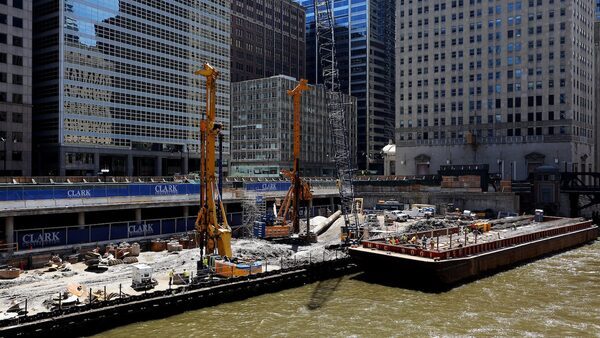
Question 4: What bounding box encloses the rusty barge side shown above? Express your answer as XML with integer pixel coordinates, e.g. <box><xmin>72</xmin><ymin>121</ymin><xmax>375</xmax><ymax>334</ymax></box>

<box><xmin>349</xmin><ymin>219</ymin><xmax>598</xmax><ymax>286</ymax></box>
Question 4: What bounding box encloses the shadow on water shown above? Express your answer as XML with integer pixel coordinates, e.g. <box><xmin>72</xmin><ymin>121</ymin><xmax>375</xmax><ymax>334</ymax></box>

<box><xmin>350</xmin><ymin>272</ymin><xmax>455</xmax><ymax>294</ymax></box>
<box><xmin>306</xmin><ymin>277</ymin><xmax>343</xmax><ymax>310</ymax></box>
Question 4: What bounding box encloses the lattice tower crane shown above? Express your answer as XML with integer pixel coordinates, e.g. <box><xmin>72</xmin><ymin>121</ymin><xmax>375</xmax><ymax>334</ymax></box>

<box><xmin>312</xmin><ymin>0</ymin><xmax>359</xmax><ymax>241</ymax></box>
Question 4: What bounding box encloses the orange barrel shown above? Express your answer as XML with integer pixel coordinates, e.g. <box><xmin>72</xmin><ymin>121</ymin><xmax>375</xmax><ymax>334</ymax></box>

<box><xmin>151</xmin><ymin>240</ymin><xmax>166</xmax><ymax>252</ymax></box>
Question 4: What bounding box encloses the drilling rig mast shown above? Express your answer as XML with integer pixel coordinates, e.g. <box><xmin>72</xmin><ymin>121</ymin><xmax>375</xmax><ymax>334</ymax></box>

<box><xmin>275</xmin><ymin>79</ymin><xmax>313</xmax><ymax>237</ymax></box>
<box><xmin>195</xmin><ymin>63</ymin><xmax>232</xmax><ymax>259</ymax></box>
<box><xmin>313</xmin><ymin>0</ymin><xmax>359</xmax><ymax>241</ymax></box>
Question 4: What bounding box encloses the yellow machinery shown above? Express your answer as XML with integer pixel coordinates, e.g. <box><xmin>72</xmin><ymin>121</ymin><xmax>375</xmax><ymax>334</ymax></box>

<box><xmin>470</xmin><ymin>222</ymin><xmax>491</xmax><ymax>232</ymax></box>
<box><xmin>275</xmin><ymin>79</ymin><xmax>313</xmax><ymax>235</ymax></box>
<box><xmin>194</xmin><ymin>63</ymin><xmax>232</xmax><ymax>258</ymax></box>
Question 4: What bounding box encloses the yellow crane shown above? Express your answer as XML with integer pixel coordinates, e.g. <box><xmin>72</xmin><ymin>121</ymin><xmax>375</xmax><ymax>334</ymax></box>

<box><xmin>195</xmin><ymin>63</ymin><xmax>232</xmax><ymax>258</ymax></box>
<box><xmin>275</xmin><ymin>79</ymin><xmax>313</xmax><ymax>236</ymax></box>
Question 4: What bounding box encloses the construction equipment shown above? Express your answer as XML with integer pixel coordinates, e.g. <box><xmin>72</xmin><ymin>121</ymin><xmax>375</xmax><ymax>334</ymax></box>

<box><xmin>277</xmin><ymin>80</ymin><xmax>313</xmax><ymax>233</ymax></box>
<box><xmin>313</xmin><ymin>0</ymin><xmax>359</xmax><ymax>242</ymax></box>
<box><xmin>194</xmin><ymin>63</ymin><xmax>232</xmax><ymax>259</ymax></box>
<box><xmin>131</xmin><ymin>263</ymin><xmax>157</xmax><ymax>290</ymax></box>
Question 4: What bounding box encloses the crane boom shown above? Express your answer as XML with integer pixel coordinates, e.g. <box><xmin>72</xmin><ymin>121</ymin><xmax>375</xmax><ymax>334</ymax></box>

<box><xmin>195</xmin><ymin>63</ymin><xmax>232</xmax><ymax>258</ymax></box>
<box><xmin>313</xmin><ymin>0</ymin><xmax>359</xmax><ymax>240</ymax></box>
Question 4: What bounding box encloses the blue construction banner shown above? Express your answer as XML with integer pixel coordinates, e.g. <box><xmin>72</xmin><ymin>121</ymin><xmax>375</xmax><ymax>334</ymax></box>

<box><xmin>105</xmin><ymin>185</ymin><xmax>129</xmax><ymax>197</ymax></box>
<box><xmin>244</xmin><ymin>182</ymin><xmax>291</xmax><ymax>192</ymax></box>
<box><xmin>161</xmin><ymin>219</ymin><xmax>176</xmax><ymax>234</ymax></box>
<box><xmin>4</xmin><ymin>189</ymin><xmax>24</xmax><ymax>201</ymax></box>
<box><xmin>186</xmin><ymin>217</ymin><xmax>196</xmax><ymax>231</ymax></box>
<box><xmin>22</xmin><ymin>187</ymin><xmax>55</xmax><ymax>200</ymax></box>
<box><xmin>128</xmin><ymin>221</ymin><xmax>158</xmax><ymax>238</ymax></box>
<box><xmin>67</xmin><ymin>227</ymin><xmax>89</xmax><ymax>244</ymax></box>
<box><xmin>14</xmin><ymin>216</ymin><xmax>207</xmax><ymax>251</ymax></box>
<box><xmin>0</xmin><ymin>183</ymin><xmax>203</xmax><ymax>202</ymax></box>
<box><xmin>90</xmin><ymin>224</ymin><xmax>110</xmax><ymax>242</ymax></box>
<box><xmin>229</xmin><ymin>213</ymin><xmax>242</xmax><ymax>226</ymax></box>
<box><xmin>16</xmin><ymin>228</ymin><xmax>67</xmax><ymax>249</ymax></box>
<box><xmin>110</xmin><ymin>223</ymin><xmax>128</xmax><ymax>240</ymax></box>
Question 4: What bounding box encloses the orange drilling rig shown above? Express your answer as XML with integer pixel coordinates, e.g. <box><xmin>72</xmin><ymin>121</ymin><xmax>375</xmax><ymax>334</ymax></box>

<box><xmin>194</xmin><ymin>63</ymin><xmax>232</xmax><ymax>259</ymax></box>
<box><xmin>271</xmin><ymin>79</ymin><xmax>314</xmax><ymax>240</ymax></box>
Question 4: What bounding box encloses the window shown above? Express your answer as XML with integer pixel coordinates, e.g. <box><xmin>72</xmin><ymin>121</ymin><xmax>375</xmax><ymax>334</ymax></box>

<box><xmin>0</xmin><ymin>14</ymin><xmax>6</xmax><ymax>24</ymax></box>
<box><xmin>12</xmin><ymin>131</ymin><xmax>22</xmax><ymax>142</ymax></box>
<box><xmin>12</xmin><ymin>93</ymin><xmax>22</xmax><ymax>103</ymax></box>
<box><xmin>12</xmin><ymin>112</ymin><xmax>22</xmax><ymax>123</ymax></box>
<box><xmin>0</xmin><ymin>33</ymin><xmax>6</xmax><ymax>44</ymax></box>
<box><xmin>12</xmin><ymin>36</ymin><xmax>22</xmax><ymax>47</ymax></box>
<box><xmin>0</xmin><ymin>112</ymin><xmax>6</xmax><ymax>121</ymax></box>
<box><xmin>0</xmin><ymin>92</ymin><xmax>5</xmax><ymax>102</ymax></box>
<box><xmin>0</xmin><ymin>72</ymin><xmax>6</xmax><ymax>82</ymax></box>
<box><xmin>12</xmin><ymin>55</ymin><xmax>22</xmax><ymax>66</ymax></box>
<box><xmin>0</xmin><ymin>53</ymin><xmax>5</xmax><ymax>63</ymax></box>
<box><xmin>12</xmin><ymin>151</ymin><xmax>22</xmax><ymax>162</ymax></box>
<box><xmin>12</xmin><ymin>17</ymin><xmax>22</xmax><ymax>28</ymax></box>
<box><xmin>11</xmin><ymin>74</ymin><xmax>21</xmax><ymax>85</ymax></box>
<box><xmin>13</xmin><ymin>0</ymin><xmax>23</xmax><ymax>9</ymax></box>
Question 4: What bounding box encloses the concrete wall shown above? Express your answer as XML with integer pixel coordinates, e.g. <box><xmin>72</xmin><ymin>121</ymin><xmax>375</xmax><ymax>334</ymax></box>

<box><xmin>356</xmin><ymin>186</ymin><xmax>519</xmax><ymax>214</ymax></box>
<box><xmin>395</xmin><ymin>142</ymin><xmax>581</xmax><ymax>181</ymax></box>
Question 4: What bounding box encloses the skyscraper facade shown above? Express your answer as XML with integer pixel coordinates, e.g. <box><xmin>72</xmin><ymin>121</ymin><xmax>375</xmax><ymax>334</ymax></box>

<box><xmin>32</xmin><ymin>0</ymin><xmax>230</xmax><ymax>176</ymax></box>
<box><xmin>230</xmin><ymin>0</ymin><xmax>306</xmax><ymax>82</ymax></box>
<box><xmin>396</xmin><ymin>0</ymin><xmax>595</xmax><ymax>179</ymax></box>
<box><xmin>295</xmin><ymin>0</ymin><xmax>395</xmax><ymax>174</ymax></box>
<box><xmin>0</xmin><ymin>0</ymin><xmax>32</xmax><ymax>176</ymax></box>
<box><xmin>230</xmin><ymin>75</ymin><xmax>357</xmax><ymax>177</ymax></box>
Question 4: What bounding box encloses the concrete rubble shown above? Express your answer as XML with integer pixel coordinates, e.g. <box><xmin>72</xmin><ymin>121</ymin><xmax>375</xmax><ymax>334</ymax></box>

<box><xmin>0</xmin><ymin>215</ymin><xmax>348</xmax><ymax>316</ymax></box>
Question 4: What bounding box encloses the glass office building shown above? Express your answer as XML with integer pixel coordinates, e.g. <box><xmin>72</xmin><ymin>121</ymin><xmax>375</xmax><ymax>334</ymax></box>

<box><xmin>33</xmin><ymin>0</ymin><xmax>230</xmax><ymax>176</ymax></box>
<box><xmin>295</xmin><ymin>0</ymin><xmax>395</xmax><ymax>174</ymax></box>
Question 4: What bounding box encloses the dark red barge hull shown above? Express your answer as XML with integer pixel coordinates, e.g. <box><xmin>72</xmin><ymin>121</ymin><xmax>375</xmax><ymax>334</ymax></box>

<box><xmin>349</xmin><ymin>220</ymin><xmax>598</xmax><ymax>286</ymax></box>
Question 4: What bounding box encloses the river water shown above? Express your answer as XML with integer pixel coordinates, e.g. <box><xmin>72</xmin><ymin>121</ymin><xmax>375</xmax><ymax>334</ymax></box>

<box><xmin>99</xmin><ymin>241</ymin><xmax>600</xmax><ymax>337</ymax></box>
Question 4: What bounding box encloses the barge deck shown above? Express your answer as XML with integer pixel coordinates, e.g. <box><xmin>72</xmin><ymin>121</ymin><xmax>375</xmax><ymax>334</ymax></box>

<box><xmin>349</xmin><ymin>217</ymin><xmax>598</xmax><ymax>286</ymax></box>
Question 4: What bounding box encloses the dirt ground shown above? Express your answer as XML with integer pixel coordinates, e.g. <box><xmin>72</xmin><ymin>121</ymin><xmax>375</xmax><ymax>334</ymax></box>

<box><xmin>0</xmin><ymin>215</ymin><xmax>349</xmax><ymax>315</ymax></box>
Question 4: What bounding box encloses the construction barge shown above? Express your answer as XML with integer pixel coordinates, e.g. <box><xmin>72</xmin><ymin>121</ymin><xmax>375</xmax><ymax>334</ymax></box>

<box><xmin>349</xmin><ymin>217</ymin><xmax>598</xmax><ymax>286</ymax></box>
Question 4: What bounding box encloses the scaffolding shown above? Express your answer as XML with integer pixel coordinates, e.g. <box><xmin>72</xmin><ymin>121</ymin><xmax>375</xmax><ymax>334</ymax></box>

<box><xmin>240</xmin><ymin>192</ymin><xmax>266</xmax><ymax>238</ymax></box>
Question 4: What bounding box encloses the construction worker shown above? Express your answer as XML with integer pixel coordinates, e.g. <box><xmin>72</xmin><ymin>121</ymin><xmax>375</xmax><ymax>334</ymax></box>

<box><xmin>168</xmin><ymin>269</ymin><xmax>174</xmax><ymax>287</ymax></box>
<box><xmin>183</xmin><ymin>269</ymin><xmax>190</xmax><ymax>283</ymax></box>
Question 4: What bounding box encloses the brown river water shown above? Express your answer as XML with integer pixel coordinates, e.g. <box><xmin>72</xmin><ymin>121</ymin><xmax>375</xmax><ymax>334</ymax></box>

<box><xmin>98</xmin><ymin>240</ymin><xmax>600</xmax><ymax>337</ymax></box>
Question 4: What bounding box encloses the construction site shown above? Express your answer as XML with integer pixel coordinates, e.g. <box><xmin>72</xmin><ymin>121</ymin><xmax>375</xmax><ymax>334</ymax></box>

<box><xmin>0</xmin><ymin>2</ymin><xmax>598</xmax><ymax>336</ymax></box>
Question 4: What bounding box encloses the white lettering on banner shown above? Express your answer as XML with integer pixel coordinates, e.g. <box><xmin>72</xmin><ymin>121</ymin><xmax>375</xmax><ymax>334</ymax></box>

<box><xmin>128</xmin><ymin>224</ymin><xmax>154</xmax><ymax>237</ymax></box>
<box><xmin>67</xmin><ymin>189</ymin><xmax>92</xmax><ymax>198</ymax></box>
<box><xmin>260</xmin><ymin>183</ymin><xmax>277</xmax><ymax>191</ymax></box>
<box><xmin>22</xmin><ymin>232</ymin><xmax>61</xmax><ymax>247</ymax></box>
<box><xmin>154</xmin><ymin>185</ymin><xmax>178</xmax><ymax>195</ymax></box>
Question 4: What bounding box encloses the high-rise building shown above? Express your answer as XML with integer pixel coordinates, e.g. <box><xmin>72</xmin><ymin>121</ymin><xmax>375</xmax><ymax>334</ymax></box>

<box><xmin>230</xmin><ymin>75</ymin><xmax>357</xmax><ymax>177</ymax></box>
<box><xmin>230</xmin><ymin>0</ymin><xmax>305</xmax><ymax>82</ymax></box>
<box><xmin>396</xmin><ymin>0</ymin><xmax>595</xmax><ymax>179</ymax></box>
<box><xmin>32</xmin><ymin>0</ymin><xmax>230</xmax><ymax>176</ymax></box>
<box><xmin>0</xmin><ymin>0</ymin><xmax>32</xmax><ymax>176</ymax></box>
<box><xmin>295</xmin><ymin>0</ymin><xmax>396</xmax><ymax>174</ymax></box>
<box><xmin>595</xmin><ymin>21</ymin><xmax>600</xmax><ymax>172</ymax></box>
